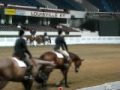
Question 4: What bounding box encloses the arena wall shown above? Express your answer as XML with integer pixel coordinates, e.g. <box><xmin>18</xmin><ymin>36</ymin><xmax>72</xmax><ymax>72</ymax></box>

<box><xmin>0</xmin><ymin>36</ymin><xmax>120</xmax><ymax>47</ymax></box>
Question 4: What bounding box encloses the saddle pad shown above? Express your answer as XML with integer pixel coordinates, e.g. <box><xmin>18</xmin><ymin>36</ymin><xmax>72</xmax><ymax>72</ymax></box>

<box><xmin>53</xmin><ymin>51</ymin><xmax>64</xmax><ymax>58</ymax></box>
<box><xmin>12</xmin><ymin>57</ymin><xmax>27</xmax><ymax>67</ymax></box>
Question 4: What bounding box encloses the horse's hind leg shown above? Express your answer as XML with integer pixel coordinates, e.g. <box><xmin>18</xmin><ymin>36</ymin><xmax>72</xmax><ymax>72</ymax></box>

<box><xmin>0</xmin><ymin>77</ymin><xmax>8</xmax><ymax>89</ymax></box>
<box><xmin>22</xmin><ymin>80</ymin><xmax>33</xmax><ymax>90</ymax></box>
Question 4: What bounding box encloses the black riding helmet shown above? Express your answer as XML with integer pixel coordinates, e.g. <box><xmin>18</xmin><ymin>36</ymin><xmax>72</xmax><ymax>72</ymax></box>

<box><xmin>58</xmin><ymin>30</ymin><xmax>63</xmax><ymax>35</ymax></box>
<box><xmin>19</xmin><ymin>29</ymin><xmax>24</xmax><ymax>37</ymax></box>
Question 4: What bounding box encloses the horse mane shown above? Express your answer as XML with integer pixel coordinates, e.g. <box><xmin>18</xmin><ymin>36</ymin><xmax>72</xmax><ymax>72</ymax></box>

<box><xmin>69</xmin><ymin>52</ymin><xmax>81</xmax><ymax>61</ymax></box>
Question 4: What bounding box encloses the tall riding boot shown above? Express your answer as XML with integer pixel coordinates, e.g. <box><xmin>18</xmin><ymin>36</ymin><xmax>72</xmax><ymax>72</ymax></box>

<box><xmin>24</xmin><ymin>60</ymin><xmax>33</xmax><ymax>80</ymax></box>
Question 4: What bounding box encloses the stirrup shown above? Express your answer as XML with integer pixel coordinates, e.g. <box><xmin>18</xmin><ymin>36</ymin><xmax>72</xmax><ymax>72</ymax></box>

<box><xmin>67</xmin><ymin>57</ymin><xmax>71</xmax><ymax>62</ymax></box>
<box><xmin>24</xmin><ymin>75</ymin><xmax>33</xmax><ymax>80</ymax></box>
<box><xmin>64</xmin><ymin>63</ymin><xmax>69</xmax><ymax>68</ymax></box>
<box><xmin>27</xmin><ymin>65</ymin><xmax>33</xmax><ymax>72</ymax></box>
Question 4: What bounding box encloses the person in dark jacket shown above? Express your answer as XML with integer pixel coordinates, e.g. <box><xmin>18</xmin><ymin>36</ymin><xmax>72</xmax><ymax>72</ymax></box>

<box><xmin>30</xmin><ymin>29</ymin><xmax>36</xmax><ymax>38</ymax></box>
<box><xmin>13</xmin><ymin>29</ymin><xmax>33</xmax><ymax>79</ymax></box>
<box><xmin>54</xmin><ymin>30</ymin><xmax>71</xmax><ymax>63</ymax></box>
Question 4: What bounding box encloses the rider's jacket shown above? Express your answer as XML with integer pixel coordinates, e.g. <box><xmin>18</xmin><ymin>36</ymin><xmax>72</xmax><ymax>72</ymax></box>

<box><xmin>54</xmin><ymin>35</ymin><xmax>68</xmax><ymax>51</ymax></box>
<box><xmin>13</xmin><ymin>37</ymin><xmax>31</xmax><ymax>60</ymax></box>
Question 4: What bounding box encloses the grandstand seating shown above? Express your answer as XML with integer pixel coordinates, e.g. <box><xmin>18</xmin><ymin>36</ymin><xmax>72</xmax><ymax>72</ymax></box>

<box><xmin>88</xmin><ymin>0</ymin><xmax>108</xmax><ymax>12</ymax></box>
<box><xmin>0</xmin><ymin>24</ymin><xmax>78</xmax><ymax>33</ymax></box>
<box><xmin>87</xmin><ymin>0</ymin><xmax>120</xmax><ymax>12</ymax></box>
<box><xmin>24</xmin><ymin>0</ymin><xmax>44</xmax><ymax>8</ymax></box>
<box><xmin>106</xmin><ymin>0</ymin><xmax>120</xmax><ymax>12</ymax></box>
<box><xmin>0</xmin><ymin>24</ymin><xmax>57</xmax><ymax>31</ymax></box>
<box><xmin>0</xmin><ymin>24</ymin><xmax>19</xmax><ymax>31</ymax></box>
<box><xmin>47</xmin><ymin>0</ymin><xmax>74</xmax><ymax>10</ymax></box>
<box><xmin>64</xmin><ymin>0</ymin><xmax>84</xmax><ymax>11</ymax></box>
<box><xmin>0</xmin><ymin>0</ymin><xmax>30</xmax><ymax>6</ymax></box>
<box><xmin>0</xmin><ymin>0</ymin><xmax>44</xmax><ymax>7</ymax></box>
<box><xmin>36</xmin><ymin>0</ymin><xmax>57</xmax><ymax>9</ymax></box>
<box><xmin>79</xmin><ymin>0</ymin><xmax>99</xmax><ymax>12</ymax></box>
<box><xmin>23</xmin><ymin>24</ymin><xmax>57</xmax><ymax>31</ymax></box>
<box><xmin>47</xmin><ymin>0</ymin><xmax>84</xmax><ymax>11</ymax></box>
<box><xmin>60</xmin><ymin>25</ymin><xmax>79</xmax><ymax>32</ymax></box>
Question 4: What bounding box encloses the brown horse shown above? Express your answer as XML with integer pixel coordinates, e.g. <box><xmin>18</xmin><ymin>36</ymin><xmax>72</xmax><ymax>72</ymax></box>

<box><xmin>25</xmin><ymin>35</ymin><xmax>51</xmax><ymax>46</ymax></box>
<box><xmin>0</xmin><ymin>57</ymin><xmax>56</xmax><ymax>90</ymax></box>
<box><xmin>25</xmin><ymin>35</ymin><xmax>35</xmax><ymax>44</ymax></box>
<box><xmin>35</xmin><ymin>35</ymin><xmax>44</xmax><ymax>44</ymax></box>
<box><xmin>39</xmin><ymin>51</ymin><xmax>84</xmax><ymax>87</ymax></box>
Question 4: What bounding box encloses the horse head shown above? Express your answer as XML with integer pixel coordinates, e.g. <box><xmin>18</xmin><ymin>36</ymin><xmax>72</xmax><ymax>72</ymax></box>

<box><xmin>69</xmin><ymin>52</ymin><xmax>84</xmax><ymax>73</ymax></box>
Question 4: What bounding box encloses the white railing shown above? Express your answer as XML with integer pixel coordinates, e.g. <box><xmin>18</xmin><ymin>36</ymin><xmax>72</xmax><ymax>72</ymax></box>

<box><xmin>0</xmin><ymin>36</ymin><xmax>120</xmax><ymax>47</ymax></box>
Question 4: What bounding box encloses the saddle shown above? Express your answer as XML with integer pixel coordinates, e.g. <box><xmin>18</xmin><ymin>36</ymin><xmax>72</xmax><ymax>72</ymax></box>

<box><xmin>12</xmin><ymin>57</ymin><xmax>27</xmax><ymax>67</ymax></box>
<box><xmin>12</xmin><ymin>57</ymin><xmax>33</xmax><ymax>80</ymax></box>
<box><xmin>53</xmin><ymin>51</ymin><xmax>64</xmax><ymax>58</ymax></box>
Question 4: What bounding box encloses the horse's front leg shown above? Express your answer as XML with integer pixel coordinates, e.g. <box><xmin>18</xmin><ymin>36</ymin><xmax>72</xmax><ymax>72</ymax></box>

<box><xmin>61</xmin><ymin>69</ymin><xmax>69</xmax><ymax>88</ymax></box>
<box><xmin>0</xmin><ymin>77</ymin><xmax>8</xmax><ymax>89</ymax></box>
<box><xmin>64</xmin><ymin>71</ymin><xmax>69</xmax><ymax>88</ymax></box>
<box><xmin>22</xmin><ymin>79</ymin><xmax>33</xmax><ymax>90</ymax></box>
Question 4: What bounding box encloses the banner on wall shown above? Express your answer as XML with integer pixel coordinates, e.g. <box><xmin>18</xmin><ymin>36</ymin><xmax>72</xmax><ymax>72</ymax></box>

<box><xmin>15</xmin><ymin>9</ymin><xmax>71</xmax><ymax>18</ymax></box>
<box><xmin>4</xmin><ymin>8</ymin><xmax>16</xmax><ymax>15</ymax></box>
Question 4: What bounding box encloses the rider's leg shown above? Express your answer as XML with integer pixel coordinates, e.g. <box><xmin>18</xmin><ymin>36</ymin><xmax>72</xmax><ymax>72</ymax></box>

<box><xmin>22</xmin><ymin>56</ymin><xmax>33</xmax><ymax>79</ymax></box>
<box><xmin>61</xmin><ymin>50</ymin><xmax>71</xmax><ymax>61</ymax></box>
<box><xmin>58</xmin><ymin>50</ymin><xmax>71</xmax><ymax>62</ymax></box>
<box><xmin>23</xmin><ymin>58</ymin><xmax>33</xmax><ymax>72</ymax></box>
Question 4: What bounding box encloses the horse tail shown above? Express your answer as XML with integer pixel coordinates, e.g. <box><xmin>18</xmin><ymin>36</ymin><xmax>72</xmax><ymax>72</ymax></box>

<box><xmin>0</xmin><ymin>76</ymin><xmax>8</xmax><ymax>89</ymax></box>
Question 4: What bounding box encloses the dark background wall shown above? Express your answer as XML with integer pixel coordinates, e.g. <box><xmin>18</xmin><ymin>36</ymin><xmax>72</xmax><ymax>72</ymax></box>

<box><xmin>99</xmin><ymin>19</ymin><xmax>120</xmax><ymax>36</ymax></box>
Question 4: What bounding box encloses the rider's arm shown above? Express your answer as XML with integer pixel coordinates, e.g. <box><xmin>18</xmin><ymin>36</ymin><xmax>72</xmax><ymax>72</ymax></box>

<box><xmin>22</xmin><ymin>39</ymin><xmax>32</xmax><ymax>59</ymax></box>
<box><xmin>62</xmin><ymin>37</ymin><xmax>68</xmax><ymax>51</ymax></box>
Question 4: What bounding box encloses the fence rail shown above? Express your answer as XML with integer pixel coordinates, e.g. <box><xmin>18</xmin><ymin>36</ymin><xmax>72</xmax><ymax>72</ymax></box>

<box><xmin>0</xmin><ymin>36</ymin><xmax>120</xmax><ymax>47</ymax></box>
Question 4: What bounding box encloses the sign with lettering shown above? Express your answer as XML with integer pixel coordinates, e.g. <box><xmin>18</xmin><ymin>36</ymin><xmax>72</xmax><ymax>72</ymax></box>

<box><xmin>16</xmin><ymin>9</ymin><xmax>70</xmax><ymax>18</ymax></box>
<box><xmin>5</xmin><ymin>8</ymin><xmax>16</xmax><ymax>15</ymax></box>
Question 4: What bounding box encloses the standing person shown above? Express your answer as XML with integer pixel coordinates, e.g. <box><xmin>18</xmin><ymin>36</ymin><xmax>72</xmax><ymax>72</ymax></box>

<box><xmin>44</xmin><ymin>32</ymin><xmax>49</xmax><ymax>40</ymax></box>
<box><xmin>13</xmin><ymin>29</ymin><xmax>33</xmax><ymax>79</ymax></box>
<box><xmin>54</xmin><ymin>30</ymin><xmax>71</xmax><ymax>63</ymax></box>
<box><xmin>30</xmin><ymin>29</ymin><xmax>36</xmax><ymax>38</ymax></box>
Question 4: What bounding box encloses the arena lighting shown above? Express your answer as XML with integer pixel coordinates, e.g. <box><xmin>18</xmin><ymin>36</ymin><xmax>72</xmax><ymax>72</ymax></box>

<box><xmin>39</xmin><ymin>7</ymin><xmax>64</xmax><ymax>11</ymax></box>
<box><xmin>7</xmin><ymin>4</ymin><xmax>37</xmax><ymax>9</ymax></box>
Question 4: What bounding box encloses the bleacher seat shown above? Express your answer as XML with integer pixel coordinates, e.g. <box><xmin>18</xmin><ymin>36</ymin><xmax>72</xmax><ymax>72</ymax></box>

<box><xmin>0</xmin><ymin>0</ymin><xmax>44</xmax><ymax>7</ymax></box>
<box><xmin>106</xmin><ymin>0</ymin><xmax>120</xmax><ymax>12</ymax></box>
<box><xmin>87</xmin><ymin>0</ymin><xmax>120</xmax><ymax>12</ymax></box>
<box><xmin>47</xmin><ymin>0</ymin><xmax>84</xmax><ymax>11</ymax></box>
<box><xmin>0</xmin><ymin>24</ymin><xmax>19</xmax><ymax>31</ymax></box>
<box><xmin>88</xmin><ymin>0</ymin><xmax>107</xmax><ymax>12</ymax></box>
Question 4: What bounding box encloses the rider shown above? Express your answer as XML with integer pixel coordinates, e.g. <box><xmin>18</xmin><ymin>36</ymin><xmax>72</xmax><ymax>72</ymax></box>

<box><xmin>13</xmin><ymin>29</ymin><xmax>33</xmax><ymax>79</ymax></box>
<box><xmin>44</xmin><ymin>32</ymin><xmax>49</xmax><ymax>40</ymax></box>
<box><xmin>30</xmin><ymin>29</ymin><xmax>36</xmax><ymax>38</ymax></box>
<box><xmin>54</xmin><ymin>30</ymin><xmax>71</xmax><ymax>63</ymax></box>
<box><xmin>43</xmin><ymin>32</ymin><xmax>50</xmax><ymax>44</ymax></box>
